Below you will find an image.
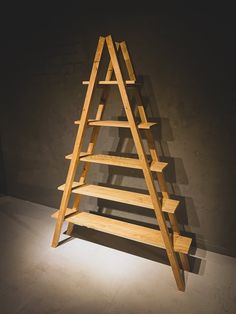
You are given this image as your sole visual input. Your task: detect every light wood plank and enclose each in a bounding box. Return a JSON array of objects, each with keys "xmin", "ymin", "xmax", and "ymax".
[
  {"xmin": 65, "ymin": 153, "xmax": 167, "ymax": 173},
  {"xmin": 81, "ymin": 154, "xmax": 141, "ymax": 168},
  {"xmin": 66, "ymin": 49, "xmax": 118, "ymax": 236},
  {"xmin": 150, "ymin": 160, "xmax": 168, "ymax": 172},
  {"xmin": 106, "ymin": 35, "xmax": 185, "ymax": 291},
  {"xmin": 120, "ymin": 40, "xmax": 191, "ymax": 273},
  {"xmin": 57, "ymin": 183, "xmax": 178, "ymax": 214},
  {"xmin": 51, "ymin": 36, "xmax": 105, "ymax": 248},
  {"xmin": 51, "ymin": 208, "xmax": 77, "ymax": 219},
  {"xmin": 57, "ymin": 181, "xmax": 83, "ymax": 191},
  {"xmin": 74, "ymin": 119, "xmax": 157, "ymax": 129},
  {"xmin": 64, "ymin": 212, "xmax": 191, "ymax": 254},
  {"xmin": 73, "ymin": 184, "xmax": 154, "ymax": 209},
  {"xmin": 120, "ymin": 41, "xmax": 136, "ymax": 81},
  {"xmin": 82, "ymin": 80, "xmax": 137, "ymax": 85},
  {"xmin": 65, "ymin": 152, "xmax": 91, "ymax": 160},
  {"xmin": 162, "ymin": 198, "xmax": 180, "ymax": 214}
]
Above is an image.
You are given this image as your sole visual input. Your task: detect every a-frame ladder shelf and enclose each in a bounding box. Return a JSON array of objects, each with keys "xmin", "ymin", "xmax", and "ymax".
[
  {"xmin": 65, "ymin": 153, "xmax": 168, "ymax": 173},
  {"xmin": 51, "ymin": 211, "xmax": 191, "ymax": 254},
  {"xmin": 74, "ymin": 119, "xmax": 157, "ymax": 129},
  {"xmin": 57, "ymin": 183, "xmax": 179, "ymax": 214},
  {"xmin": 51, "ymin": 35, "xmax": 192, "ymax": 292}
]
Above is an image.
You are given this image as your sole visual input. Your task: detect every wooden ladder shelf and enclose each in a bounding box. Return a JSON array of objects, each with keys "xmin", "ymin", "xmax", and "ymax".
[{"xmin": 51, "ymin": 35, "xmax": 192, "ymax": 291}]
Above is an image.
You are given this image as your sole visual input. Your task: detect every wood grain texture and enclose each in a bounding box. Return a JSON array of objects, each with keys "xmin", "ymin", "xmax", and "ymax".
[
  {"xmin": 65, "ymin": 153, "xmax": 167, "ymax": 172},
  {"xmin": 57, "ymin": 181, "xmax": 82, "ymax": 191},
  {"xmin": 65, "ymin": 152, "xmax": 90, "ymax": 160},
  {"xmin": 120, "ymin": 40, "xmax": 191, "ymax": 273},
  {"xmin": 51, "ymin": 36, "xmax": 105, "ymax": 248},
  {"xmin": 65, "ymin": 49, "xmax": 119, "ymax": 235},
  {"xmin": 74, "ymin": 119, "xmax": 157, "ymax": 129},
  {"xmin": 57, "ymin": 183, "xmax": 179, "ymax": 214},
  {"xmin": 64, "ymin": 212, "xmax": 191, "ymax": 254},
  {"xmin": 106, "ymin": 35, "xmax": 185, "ymax": 291},
  {"xmin": 51, "ymin": 207, "xmax": 77, "ymax": 219},
  {"xmin": 82, "ymin": 80, "xmax": 137, "ymax": 85}
]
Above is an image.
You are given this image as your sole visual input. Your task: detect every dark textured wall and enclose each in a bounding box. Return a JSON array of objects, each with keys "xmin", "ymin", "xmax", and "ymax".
[
  {"xmin": 1, "ymin": 4, "xmax": 236, "ymax": 256},
  {"xmin": 0, "ymin": 137, "xmax": 7, "ymax": 195}
]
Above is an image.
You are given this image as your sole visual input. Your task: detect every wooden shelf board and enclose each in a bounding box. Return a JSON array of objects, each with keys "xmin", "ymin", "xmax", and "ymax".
[
  {"xmin": 80, "ymin": 154, "xmax": 141, "ymax": 168},
  {"xmin": 60, "ymin": 183, "xmax": 177, "ymax": 214},
  {"xmin": 65, "ymin": 153, "xmax": 167, "ymax": 173},
  {"xmin": 74, "ymin": 119, "xmax": 157, "ymax": 129},
  {"xmin": 64, "ymin": 212, "xmax": 191, "ymax": 254},
  {"xmin": 82, "ymin": 80, "xmax": 137, "ymax": 85}
]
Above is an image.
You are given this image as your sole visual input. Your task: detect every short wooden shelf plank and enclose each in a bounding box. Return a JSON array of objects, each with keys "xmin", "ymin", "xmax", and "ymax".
[
  {"xmin": 150, "ymin": 160, "xmax": 168, "ymax": 172},
  {"xmin": 65, "ymin": 152, "xmax": 91, "ymax": 160},
  {"xmin": 82, "ymin": 80, "xmax": 137, "ymax": 85},
  {"xmin": 162, "ymin": 198, "xmax": 180, "ymax": 214},
  {"xmin": 74, "ymin": 119, "xmax": 157, "ymax": 129},
  {"xmin": 57, "ymin": 181, "xmax": 82, "ymax": 191},
  {"xmin": 64, "ymin": 212, "xmax": 191, "ymax": 254},
  {"xmin": 51, "ymin": 207, "xmax": 77, "ymax": 219}
]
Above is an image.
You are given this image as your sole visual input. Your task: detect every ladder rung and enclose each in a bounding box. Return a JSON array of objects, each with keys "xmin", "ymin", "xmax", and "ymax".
[
  {"xmin": 57, "ymin": 183, "xmax": 179, "ymax": 214},
  {"xmin": 82, "ymin": 80, "xmax": 138, "ymax": 85},
  {"xmin": 65, "ymin": 153, "xmax": 168, "ymax": 173},
  {"xmin": 61, "ymin": 212, "xmax": 191, "ymax": 254},
  {"xmin": 74, "ymin": 119, "xmax": 157, "ymax": 129}
]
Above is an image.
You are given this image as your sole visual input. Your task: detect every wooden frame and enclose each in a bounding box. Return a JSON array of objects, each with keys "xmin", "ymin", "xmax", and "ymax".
[{"xmin": 51, "ymin": 35, "xmax": 192, "ymax": 291}]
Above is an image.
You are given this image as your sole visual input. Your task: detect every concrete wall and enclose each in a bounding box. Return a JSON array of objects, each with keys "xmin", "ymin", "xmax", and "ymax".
[
  {"xmin": 1, "ymin": 5, "xmax": 236, "ymax": 256},
  {"xmin": 0, "ymin": 137, "xmax": 7, "ymax": 195}
]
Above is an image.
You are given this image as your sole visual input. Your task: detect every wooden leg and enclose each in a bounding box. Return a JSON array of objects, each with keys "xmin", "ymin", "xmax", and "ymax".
[
  {"xmin": 51, "ymin": 36, "xmax": 105, "ymax": 248},
  {"xmin": 64, "ymin": 52, "xmax": 118, "ymax": 234},
  {"xmin": 120, "ymin": 39, "xmax": 189, "ymax": 286},
  {"xmin": 106, "ymin": 35, "xmax": 185, "ymax": 291}
]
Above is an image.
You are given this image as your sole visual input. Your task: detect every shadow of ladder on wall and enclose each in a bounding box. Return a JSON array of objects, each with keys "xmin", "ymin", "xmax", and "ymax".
[{"xmin": 51, "ymin": 35, "xmax": 192, "ymax": 291}]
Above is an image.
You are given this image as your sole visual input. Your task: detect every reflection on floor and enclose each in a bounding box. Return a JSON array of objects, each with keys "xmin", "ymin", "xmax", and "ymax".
[{"xmin": 0, "ymin": 196, "xmax": 235, "ymax": 314}]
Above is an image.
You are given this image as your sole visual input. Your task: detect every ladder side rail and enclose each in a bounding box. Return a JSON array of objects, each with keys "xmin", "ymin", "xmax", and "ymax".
[
  {"xmin": 106, "ymin": 35, "xmax": 185, "ymax": 291},
  {"xmin": 51, "ymin": 36, "xmax": 105, "ymax": 247}
]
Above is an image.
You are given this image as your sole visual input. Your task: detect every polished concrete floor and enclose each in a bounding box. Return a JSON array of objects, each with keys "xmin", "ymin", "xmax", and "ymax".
[{"xmin": 0, "ymin": 195, "xmax": 235, "ymax": 314}]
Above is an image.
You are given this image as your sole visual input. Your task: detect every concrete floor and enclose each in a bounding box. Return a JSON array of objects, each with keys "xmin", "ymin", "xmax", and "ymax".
[{"xmin": 0, "ymin": 196, "xmax": 236, "ymax": 314}]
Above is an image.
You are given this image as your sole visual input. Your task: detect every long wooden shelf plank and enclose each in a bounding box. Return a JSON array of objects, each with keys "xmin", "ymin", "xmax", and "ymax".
[
  {"xmin": 82, "ymin": 80, "xmax": 137, "ymax": 85},
  {"xmin": 63, "ymin": 183, "xmax": 178, "ymax": 214},
  {"xmin": 57, "ymin": 182, "xmax": 179, "ymax": 213},
  {"xmin": 74, "ymin": 119, "xmax": 157, "ymax": 129},
  {"xmin": 64, "ymin": 212, "xmax": 191, "ymax": 254},
  {"xmin": 65, "ymin": 153, "xmax": 167, "ymax": 173}
]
